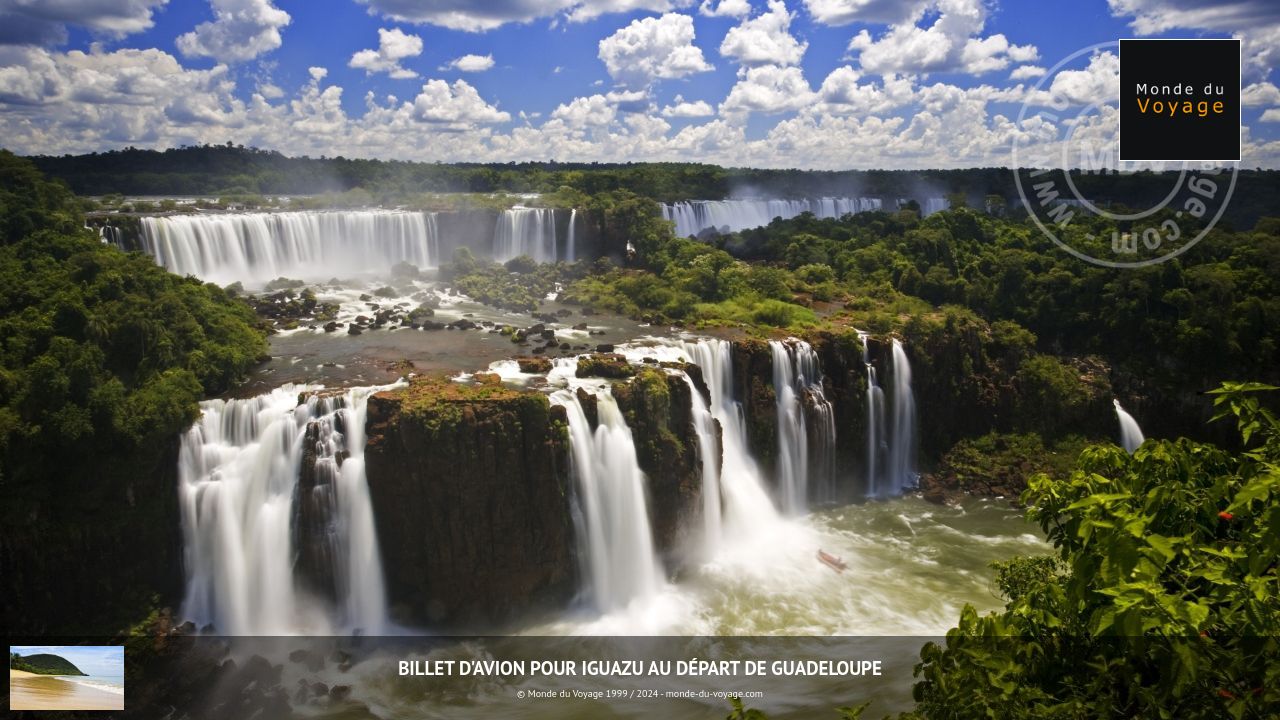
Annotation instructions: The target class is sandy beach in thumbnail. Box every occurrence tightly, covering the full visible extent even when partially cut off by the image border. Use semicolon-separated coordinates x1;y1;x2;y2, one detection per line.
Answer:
9;668;124;711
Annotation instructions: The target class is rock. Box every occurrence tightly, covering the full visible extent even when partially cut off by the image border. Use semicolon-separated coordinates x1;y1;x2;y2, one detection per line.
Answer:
540;329;556;340
364;378;575;627
576;353;634;379
516;356;552;374
556;309;572;317
572;323;589;331
347;326;362;336
595;344;615;353
527;324;546;336
329;685;351;702
359;294;372;301
474;372;502;386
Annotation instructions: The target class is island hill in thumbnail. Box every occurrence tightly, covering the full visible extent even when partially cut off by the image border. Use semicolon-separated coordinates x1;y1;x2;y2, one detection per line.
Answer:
10;651;88;676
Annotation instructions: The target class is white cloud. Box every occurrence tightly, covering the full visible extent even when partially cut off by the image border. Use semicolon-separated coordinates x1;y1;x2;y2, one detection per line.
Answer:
721;64;815;116
847;0;1037;76
410;78;510;126
1260;108;1280;122
1108;0;1280;80
176;0;290;63
551;94;617;127
349;27;423;79
699;0;750;18
800;0;927;25
441;53;495;72
0;0;169;45
661;95;715;116
354;0;693;32
598;13;712;88
719;0;807;66
1009;64;1045;80
816;66;914;114
1243;82;1280;107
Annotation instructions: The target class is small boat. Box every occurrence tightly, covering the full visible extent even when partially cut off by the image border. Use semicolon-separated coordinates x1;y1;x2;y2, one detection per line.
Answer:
817;549;847;573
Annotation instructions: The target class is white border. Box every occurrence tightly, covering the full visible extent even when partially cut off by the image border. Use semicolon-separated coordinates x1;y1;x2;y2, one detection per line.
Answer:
1118;37;1242;163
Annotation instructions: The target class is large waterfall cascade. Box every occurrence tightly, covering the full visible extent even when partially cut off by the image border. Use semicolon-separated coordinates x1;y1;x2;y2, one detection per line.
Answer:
769;340;837;512
1114;399;1146;454
888;339;918;494
553;387;665;611
138;211;440;285
493;206;558;264
177;383;396;635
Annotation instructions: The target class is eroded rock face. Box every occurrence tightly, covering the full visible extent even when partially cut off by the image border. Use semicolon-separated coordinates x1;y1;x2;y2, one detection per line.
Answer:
730;339;779;482
363;378;575;628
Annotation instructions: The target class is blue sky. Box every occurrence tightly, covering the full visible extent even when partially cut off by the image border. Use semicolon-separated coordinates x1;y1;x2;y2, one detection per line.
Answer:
0;0;1276;168
11;646;124;677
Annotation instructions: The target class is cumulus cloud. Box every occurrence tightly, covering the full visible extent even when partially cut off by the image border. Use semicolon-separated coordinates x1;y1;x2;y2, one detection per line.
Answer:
661;95;715;116
0;0;169;45
176;0;290;63
410;78;510;126
800;0;927;25
699;0;751;18
1261;108;1280;122
441;53;495;72
354;0;693;32
1009;64;1045;80
598;13;712;88
1243;82;1280;107
1108;0;1280;80
721;64;815;116
719;0;807;66
349;27;423;79
847;0;1037;76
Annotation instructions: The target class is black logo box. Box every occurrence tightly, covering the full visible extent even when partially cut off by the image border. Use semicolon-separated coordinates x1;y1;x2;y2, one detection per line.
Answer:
1119;38;1240;162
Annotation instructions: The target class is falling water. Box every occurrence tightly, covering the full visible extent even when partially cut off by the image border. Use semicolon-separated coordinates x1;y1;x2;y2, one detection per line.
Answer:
922;198;949;216
553;388;664;611
678;339;780;533
676;372;723;555
566;208;577;263
1114;399;1146;454
136;211;440;285
769;340;837;512
859;331;888;497
177;383;396;635
888;339;918;494
661;197;883;237
493;207;558;263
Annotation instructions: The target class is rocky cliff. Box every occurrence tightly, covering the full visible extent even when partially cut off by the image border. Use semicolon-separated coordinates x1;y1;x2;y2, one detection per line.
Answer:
363;377;575;627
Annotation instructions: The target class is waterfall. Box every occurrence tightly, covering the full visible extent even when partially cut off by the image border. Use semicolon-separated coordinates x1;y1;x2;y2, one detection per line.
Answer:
661;197;883;237
769;339;837;512
888;339;918;494
565;207;576;260
922;197;948;216
177;383;396;635
859;331;887;497
553;388;663;611
678;339;780;533
1114;399;1146;454
493;207;558;263
136;210;440;285
676;372;723;555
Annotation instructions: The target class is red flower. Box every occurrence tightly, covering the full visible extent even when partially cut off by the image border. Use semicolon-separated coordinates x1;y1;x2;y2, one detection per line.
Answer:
1218;689;1235;700
1218;511;1234;521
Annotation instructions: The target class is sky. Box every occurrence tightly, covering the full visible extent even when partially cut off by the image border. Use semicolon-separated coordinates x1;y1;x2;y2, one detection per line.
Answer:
0;0;1276;169
11;645;124;677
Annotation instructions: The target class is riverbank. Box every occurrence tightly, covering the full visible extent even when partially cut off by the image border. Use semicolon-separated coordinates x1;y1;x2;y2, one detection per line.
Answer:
9;669;124;711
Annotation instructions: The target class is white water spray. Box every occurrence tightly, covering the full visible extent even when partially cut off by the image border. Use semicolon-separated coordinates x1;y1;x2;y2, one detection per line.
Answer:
888;339;918;494
137;211;439;285
769;340;837;512
1114;399;1146;454
494;207;558;263
177;383;396;635
553;389;664;611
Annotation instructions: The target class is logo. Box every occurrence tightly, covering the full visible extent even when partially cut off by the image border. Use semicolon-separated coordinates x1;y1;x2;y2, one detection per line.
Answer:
1012;42;1239;268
